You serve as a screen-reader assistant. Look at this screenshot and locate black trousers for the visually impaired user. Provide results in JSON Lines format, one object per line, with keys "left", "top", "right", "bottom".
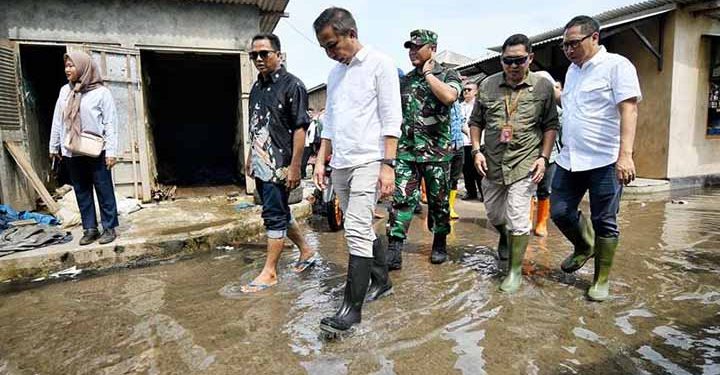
{"left": 462, "top": 146, "right": 483, "bottom": 199}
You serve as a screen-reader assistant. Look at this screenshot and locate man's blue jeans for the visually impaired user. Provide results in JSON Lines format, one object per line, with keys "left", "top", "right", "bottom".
{"left": 550, "top": 163, "right": 623, "bottom": 238}
{"left": 256, "top": 178, "right": 292, "bottom": 239}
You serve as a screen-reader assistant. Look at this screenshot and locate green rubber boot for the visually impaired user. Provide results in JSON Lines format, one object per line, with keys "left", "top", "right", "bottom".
{"left": 494, "top": 224, "right": 510, "bottom": 261}
{"left": 559, "top": 212, "right": 596, "bottom": 273}
{"left": 499, "top": 233, "right": 530, "bottom": 294}
{"left": 587, "top": 236, "right": 619, "bottom": 302}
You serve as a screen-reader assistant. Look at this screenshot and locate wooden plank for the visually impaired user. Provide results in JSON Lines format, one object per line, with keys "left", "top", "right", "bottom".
{"left": 8, "top": 219, "right": 36, "bottom": 227}
{"left": 133, "top": 54, "right": 153, "bottom": 202}
{"left": 239, "top": 51, "right": 255, "bottom": 195}
{"left": 125, "top": 53, "right": 140, "bottom": 199}
{"left": 3, "top": 141, "right": 59, "bottom": 213}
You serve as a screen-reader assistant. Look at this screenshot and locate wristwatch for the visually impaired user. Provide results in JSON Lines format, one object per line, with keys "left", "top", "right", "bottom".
{"left": 471, "top": 148, "right": 482, "bottom": 157}
{"left": 381, "top": 158, "right": 397, "bottom": 169}
{"left": 539, "top": 155, "right": 550, "bottom": 166}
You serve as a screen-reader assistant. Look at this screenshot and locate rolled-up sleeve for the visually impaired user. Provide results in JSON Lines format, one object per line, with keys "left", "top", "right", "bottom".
{"left": 468, "top": 96, "right": 486, "bottom": 129}
{"left": 49, "top": 86, "right": 66, "bottom": 154}
{"left": 612, "top": 57, "right": 642, "bottom": 104}
{"left": 539, "top": 82, "right": 560, "bottom": 132}
{"left": 101, "top": 89, "right": 119, "bottom": 158}
{"left": 375, "top": 58, "right": 402, "bottom": 138}
{"left": 444, "top": 69, "right": 463, "bottom": 99}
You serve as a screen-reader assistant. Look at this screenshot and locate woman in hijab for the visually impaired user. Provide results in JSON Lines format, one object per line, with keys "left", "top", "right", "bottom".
{"left": 49, "top": 51, "right": 119, "bottom": 246}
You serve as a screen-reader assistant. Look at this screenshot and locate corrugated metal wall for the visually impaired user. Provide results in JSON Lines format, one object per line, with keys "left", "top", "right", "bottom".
{"left": 0, "top": 44, "right": 21, "bottom": 131}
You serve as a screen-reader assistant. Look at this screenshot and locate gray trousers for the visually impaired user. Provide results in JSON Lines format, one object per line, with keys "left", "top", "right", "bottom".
{"left": 332, "top": 161, "right": 380, "bottom": 258}
{"left": 482, "top": 175, "right": 537, "bottom": 235}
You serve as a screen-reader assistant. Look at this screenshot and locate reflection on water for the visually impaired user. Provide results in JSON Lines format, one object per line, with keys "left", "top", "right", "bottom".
{"left": 0, "top": 188, "right": 719, "bottom": 374}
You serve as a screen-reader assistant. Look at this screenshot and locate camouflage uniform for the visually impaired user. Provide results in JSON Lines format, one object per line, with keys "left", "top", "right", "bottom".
{"left": 387, "top": 30, "right": 463, "bottom": 239}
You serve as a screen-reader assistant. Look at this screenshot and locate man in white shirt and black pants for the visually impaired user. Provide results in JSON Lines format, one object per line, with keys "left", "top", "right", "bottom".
{"left": 551, "top": 16, "right": 641, "bottom": 302}
{"left": 312, "top": 7, "right": 402, "bottom": 337}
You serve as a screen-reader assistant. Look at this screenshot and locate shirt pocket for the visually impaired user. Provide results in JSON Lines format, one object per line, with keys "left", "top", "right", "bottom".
{"left": 578, "top": 79, "right": 613, "bottom": 113}
{"left": 483, "top": 99, "right": 506, "bottom": 130}
{"left": 515, "top": 97, "right": 544, "bottom": 132}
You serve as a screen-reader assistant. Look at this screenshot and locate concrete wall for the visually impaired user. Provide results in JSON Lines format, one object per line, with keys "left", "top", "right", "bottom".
{"left": 666, "top": 10, "right": 720, "bottom": 179}
{"left": 0, "top": 0, "right": 259, "bottom": 50}
{"left": 605, "top": 16, "right": 674, "bottom": 179}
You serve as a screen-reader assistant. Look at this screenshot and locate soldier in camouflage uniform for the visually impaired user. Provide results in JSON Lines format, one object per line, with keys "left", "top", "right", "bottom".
{"left": 386, "top": 29, "right": 462, "bottom": 269}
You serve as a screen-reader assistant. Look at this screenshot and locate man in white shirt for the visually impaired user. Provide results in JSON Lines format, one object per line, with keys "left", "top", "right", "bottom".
{"left": 551, "top": 15, "right": 641, "bottom": 302}
{"left": 312, "top": 7, "right": 402, "bottom": 337}
{"left": 460, "top": 81, "right": 483, "bottom": 201}
{"left": 300, "top": 108, "right": 317, "bottom": 179}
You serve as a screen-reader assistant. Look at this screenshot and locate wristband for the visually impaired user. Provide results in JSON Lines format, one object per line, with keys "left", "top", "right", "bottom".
{"left": 423, "top": 71, "right": 432, "bottom": 77}
{"left": 539, "top": 155, "right": 550, "bottom": 165}
{"left": 471, "top": 148, "right": 482, "bottom": 157}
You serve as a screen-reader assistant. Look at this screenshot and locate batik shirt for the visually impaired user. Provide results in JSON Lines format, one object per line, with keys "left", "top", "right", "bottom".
{"left": 249, "top": 67, "right": 310, "bottom": 183}
{"left": 397, "top": 64, "right": 462, "bottom": 163}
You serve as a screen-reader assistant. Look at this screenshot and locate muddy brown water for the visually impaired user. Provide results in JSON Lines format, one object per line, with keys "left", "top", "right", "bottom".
{"left": 0, "top": 189, "right": 718, "bottom": 374}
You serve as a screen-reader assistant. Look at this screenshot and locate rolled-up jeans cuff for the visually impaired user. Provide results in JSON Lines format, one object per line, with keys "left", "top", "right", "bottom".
{"left": 267, "top": 229, "right": 287, "bottom": 239}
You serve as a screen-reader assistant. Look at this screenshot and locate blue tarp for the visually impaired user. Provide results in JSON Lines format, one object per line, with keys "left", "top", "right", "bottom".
{"left": 0, "top": 204, "right": 58, "bottom": 231}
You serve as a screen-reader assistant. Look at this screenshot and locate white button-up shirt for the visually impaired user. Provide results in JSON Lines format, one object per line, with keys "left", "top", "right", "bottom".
{"left": 460, "top": 100, "right": 473, "bottom": 146}
{"left": 322, "top": 46, "right": 402, "bottom": 169}
{"left": 556, "top": 46, "right": 642, "bottom": 172}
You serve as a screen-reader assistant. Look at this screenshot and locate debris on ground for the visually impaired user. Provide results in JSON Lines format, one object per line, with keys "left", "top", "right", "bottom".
{"left": 49, "top": 266, "right": 82, "bottom": 279}
{"left": 234, "top": 202, "right": 254, "bottom": 212}
{"left": 152, "top": 185, "right": 177, "bottom": 202}
{"left": 0, "top": 226, "right": 73, "bottom": 256}
{"left": 55, "top": 189, "right": 141, "bottom": 229}
{"left": 53, "top": 185, "right": 73, "bottom": 199}
{"left": 1, "top": 204, "right": 59, "bottom": 232}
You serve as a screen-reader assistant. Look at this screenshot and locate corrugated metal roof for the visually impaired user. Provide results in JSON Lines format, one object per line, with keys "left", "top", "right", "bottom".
{"left": 457, "top": 0, "right": 709, "bottom": 73}
{"left": 524, "top": 0, "right": 696, "bottom": 46}
{"left": 184, "top": 0, "right": 289, "bottom": 32}
{"left": 308, "top": 83, "right": 326, "bottom": 94}
{"left": 455, "top": 51, "right": 500, "bottom": 70}
{"left": 183, "top": 0, "right": 288, "bottom": 12}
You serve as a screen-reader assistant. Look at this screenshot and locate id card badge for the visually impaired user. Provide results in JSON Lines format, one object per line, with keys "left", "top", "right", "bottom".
{"left": 500, "top": 124, "right": 513, "bottom": 143}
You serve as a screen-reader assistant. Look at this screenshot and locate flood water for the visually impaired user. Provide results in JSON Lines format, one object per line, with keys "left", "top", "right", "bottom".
{"left": 0, "top": 189, "right": 719, "bottom": 375}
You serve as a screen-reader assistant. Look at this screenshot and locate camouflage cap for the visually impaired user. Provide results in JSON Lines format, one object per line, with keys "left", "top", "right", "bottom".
{"left": 403, "top": 29, "right": 438, "bottom": 48}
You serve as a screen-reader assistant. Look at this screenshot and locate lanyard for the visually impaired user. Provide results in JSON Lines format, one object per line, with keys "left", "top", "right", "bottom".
{"left": 503, "top": 88, "right": 524, "bottom": 126}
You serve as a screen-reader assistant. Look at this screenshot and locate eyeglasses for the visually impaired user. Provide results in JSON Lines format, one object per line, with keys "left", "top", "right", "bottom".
{"left": 249, "top": 50, "right": 277, "bottom": 60}
{"left": 561, "top": 34, "right": 593, "bottom": 50}
{"left": 501, "top": 55, "right": 529, "bottom": 66}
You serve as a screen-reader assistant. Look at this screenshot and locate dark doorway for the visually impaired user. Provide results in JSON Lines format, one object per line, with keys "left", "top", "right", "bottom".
{"left": 141, "top": 51, "right": 240, "bottom": 186}
{"left": 18, "top": 44, "right": 70, "bottom": 188}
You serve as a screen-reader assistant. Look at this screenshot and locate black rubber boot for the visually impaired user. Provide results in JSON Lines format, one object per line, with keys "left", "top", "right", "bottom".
{"left": 558, "top": 212, "right": 595, "bottom": 273}
{"left": 493, "top": 224, "right": 509, "bottom": 261}
{"left": 386, "top": 237, "right": 403, "bottom": 271}
{"left": 320, "top": 255, "right": 372, "bottom": 337}
{"left": 79, "top": 228, "right": 100, "bottom": 246}
{"left": 366, "top": 238, "right": 393, "bottom": 302}
{"left": 430, "top": 233, "right": 448, "bottom": 264}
